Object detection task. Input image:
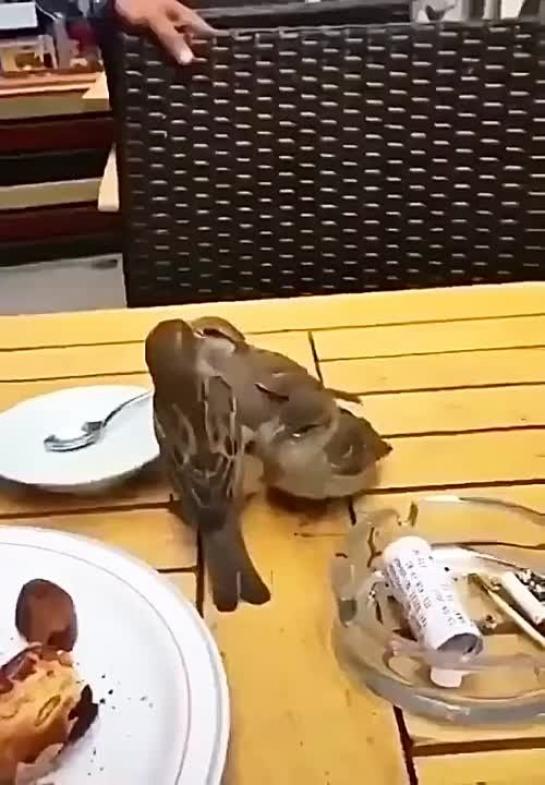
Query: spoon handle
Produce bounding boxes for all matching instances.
[102,390,152,427]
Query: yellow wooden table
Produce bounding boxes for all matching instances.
[1,281,544,785]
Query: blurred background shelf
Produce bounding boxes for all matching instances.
[0,65,123,312]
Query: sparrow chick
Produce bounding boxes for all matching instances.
[191,316,348,429]
[255,388,392,499]
[191,317,392,499]
[145,319,270,612]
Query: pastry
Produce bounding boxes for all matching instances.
[0,645,97,784]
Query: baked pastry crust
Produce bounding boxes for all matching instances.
[0,645,96,784]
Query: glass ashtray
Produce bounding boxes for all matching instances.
[331,495,545,724]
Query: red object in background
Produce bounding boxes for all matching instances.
[0,117,114,154]
[0,205,119,244]
[67,18,97,53]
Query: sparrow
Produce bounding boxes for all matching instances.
[145,319,270,612]
[191,317,392,499]
[191,316,357,431]
[254,387,392,498]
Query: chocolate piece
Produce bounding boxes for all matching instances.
[68,685,99,744]
[15,580,78,651]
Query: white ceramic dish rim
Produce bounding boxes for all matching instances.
[0,385,159,489]
[0,525,230,785]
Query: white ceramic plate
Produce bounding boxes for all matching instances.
[0,526,229,785]
[0,385,159,493]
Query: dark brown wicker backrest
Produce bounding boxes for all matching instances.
[110,8,545,305]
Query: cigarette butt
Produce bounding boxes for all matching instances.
[500,572,545,628]
[469,574,545,649]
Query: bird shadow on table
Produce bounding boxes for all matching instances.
[261,461,381,532]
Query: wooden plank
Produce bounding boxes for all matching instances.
[0,333,315,517]
[82,72,110,111]
[206,494,408,785]
[416,749,545,785]
[354,484,545,519]
[0,507,196,569]
[0,90,99,121]
[0,283,544,350]
[167,572,197,605]
[371,431,545,491]
[0,332,315,382]
[0,469,165,517]
[314,314,545,361]
[1,426,542,519]
[0,73,97,97]
[354,385,545,436]
[320,348,545,394]
[0,178,100,211]
[408,709,545,751]
[0,342,144,382]
[0,373,149,412]
[98,145,118,213]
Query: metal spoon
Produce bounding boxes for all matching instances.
[43,390,152,453]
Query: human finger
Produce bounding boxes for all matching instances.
[150,17,194,64]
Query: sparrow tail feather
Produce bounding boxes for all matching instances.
[203,526,271,612]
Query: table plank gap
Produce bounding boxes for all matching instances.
[320,342,545,363]
[205,494,408,785]
[314,315,545,362]
[2,430,545,517]
[355,385,545,436]
[0,507,196,570]
[307,330,323,381]
[165,571,198,606]
[0,283,543,349]
[2,314,545,356]
[416,748,545,785]
[372,431,545,491]
[0,373,150,412]
[414,736,545,757]
[320,348,545,394]
[0,332,315,383]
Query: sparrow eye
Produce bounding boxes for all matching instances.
[294,423,317,437]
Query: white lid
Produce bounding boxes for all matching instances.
[430,668,464,688]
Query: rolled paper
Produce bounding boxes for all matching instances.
[383,536,482,688]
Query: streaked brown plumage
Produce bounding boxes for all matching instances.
[191,316,392,499]
[256,397,392,498]
[145,319,270,612]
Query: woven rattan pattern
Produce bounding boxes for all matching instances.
[119,21,545,305]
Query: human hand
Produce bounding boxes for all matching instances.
[115,0,215,64]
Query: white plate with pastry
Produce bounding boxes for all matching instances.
[0,526,229,785]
